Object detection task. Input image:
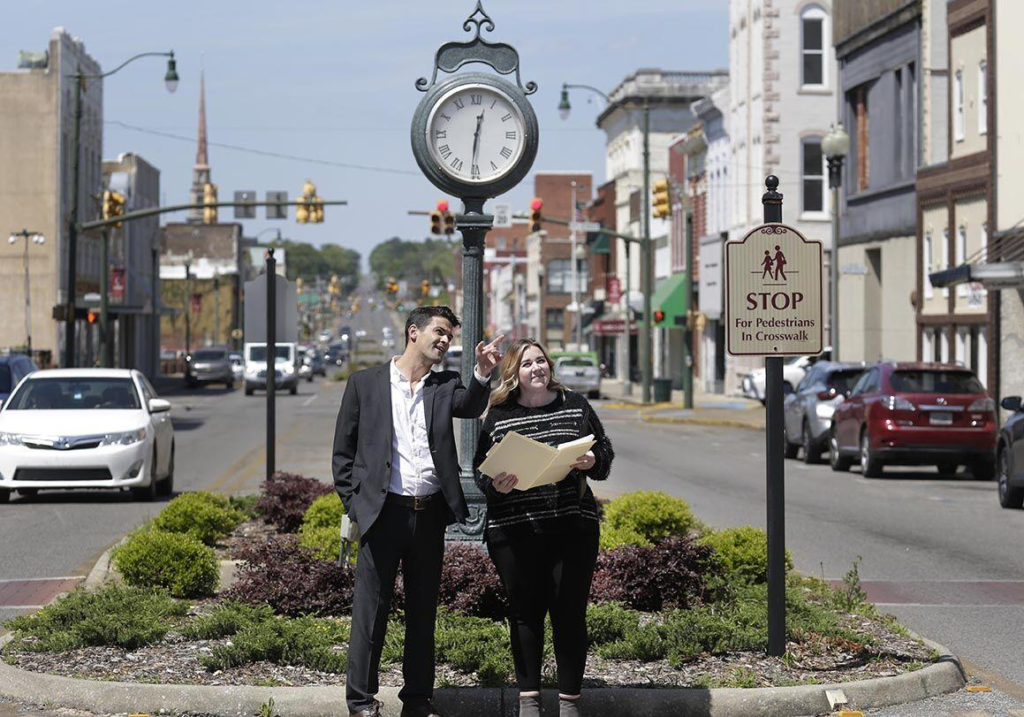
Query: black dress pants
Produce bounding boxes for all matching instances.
[346,499,447,714]
[487,529,600,694]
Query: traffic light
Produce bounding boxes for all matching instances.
[102,190,126,229]
[443,212,456,235]
[203,183,219,224]
[310,195,324,223]
[296,277,304,294]
[297,180,321,224]
[654,309,666,325]
[430,211,443,235]
[529,198,543,233]
[652,179,670,219]
[421,279,431,297]
[87,309,98,325]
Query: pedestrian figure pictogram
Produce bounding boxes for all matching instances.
[773,245,788,281]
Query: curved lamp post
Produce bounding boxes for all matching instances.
[9,230,46,358]
[559,82,653,403]
[64,51,178,368]
[822,123,850,361]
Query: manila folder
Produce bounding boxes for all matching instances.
[478,431,596,491]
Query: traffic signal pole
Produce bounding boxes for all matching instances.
[762,176,786,657]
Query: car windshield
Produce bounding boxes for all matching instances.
[247,346,291,362]
[891,370,984,394]
[828,369,864,394]
[0,364,11,394]
[6,377,140,410]
[193,350,225,361]
[558,358,595,367]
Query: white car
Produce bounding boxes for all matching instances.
[741,349,832,403]
[0,369,175,503]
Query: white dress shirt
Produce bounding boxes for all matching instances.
[388,357,489,497]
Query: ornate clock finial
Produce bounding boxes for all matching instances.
[462,1,495,40]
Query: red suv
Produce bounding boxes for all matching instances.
[829,362,997,479]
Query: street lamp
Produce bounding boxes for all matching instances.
[822,123,850,362]
[560,82,653,402]
[64,51,178,369]
[8,230,45,358]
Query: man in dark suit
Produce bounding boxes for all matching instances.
[333,306,503,717]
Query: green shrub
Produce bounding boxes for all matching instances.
[2,584,187,652]
[229,494,261,520]
[586,602,641,646]
[152,492,243,546]
[299,525,342,562]
[435,610,514,687]
[302,493,345,532]
[602,491,696,544]
[202,615,350,674]
[113,529,219,598]
[698,526,794,585]
[598,522,651,551]
[596,622,668,662]
[182,601,276,640]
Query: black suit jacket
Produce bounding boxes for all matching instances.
[332,362,490,536]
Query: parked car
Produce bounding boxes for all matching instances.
[442,345,463,373]
[828,362,997,479]
[783,362,865,463]
[0,355,39,408]
[0,369,175,502]
[229,352,245,383]
[742,349,831,403]
[318,329,333,344]
[996,395,1024,509]
[325,342,348,367]
[553,353,602,399]
[185,348,235,389]
[299,346,325,381]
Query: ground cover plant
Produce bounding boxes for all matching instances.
[1,478,936,690]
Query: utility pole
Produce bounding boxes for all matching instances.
[184,255,192,357]
[214,271,221,345]
[570,181,582,349]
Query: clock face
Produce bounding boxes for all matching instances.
[426,83,527,184]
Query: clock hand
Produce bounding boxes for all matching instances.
[472,112,484,168]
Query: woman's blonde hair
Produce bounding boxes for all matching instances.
[489,338,565,408]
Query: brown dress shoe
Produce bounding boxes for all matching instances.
[350,699,383,717]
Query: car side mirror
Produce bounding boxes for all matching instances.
[149,398,172,413]
[1001,396,1023,413]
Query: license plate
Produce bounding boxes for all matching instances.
[929,412,953,426]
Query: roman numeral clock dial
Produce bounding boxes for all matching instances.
[425,83,527,184]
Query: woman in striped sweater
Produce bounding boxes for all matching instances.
[474,339,614,717]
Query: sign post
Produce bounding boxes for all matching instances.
[726,176,823,657]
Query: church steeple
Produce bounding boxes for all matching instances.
[187,71,212,223]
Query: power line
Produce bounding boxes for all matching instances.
[105,120,422,176]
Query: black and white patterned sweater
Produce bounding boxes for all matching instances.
[473,390,614,543]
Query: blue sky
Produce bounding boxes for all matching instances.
[3,1,727,269]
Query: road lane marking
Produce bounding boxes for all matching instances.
[302,394,318,407]
[222,421,303,496]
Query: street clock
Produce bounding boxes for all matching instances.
[411,4,538,199]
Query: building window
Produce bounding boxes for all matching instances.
[545,308,564,330]
[546,258,589,294]
[954,70,965,142]
[802,138,825,213]
[801,6,827,87]
[978,61,988,136]
[923,232,933,299]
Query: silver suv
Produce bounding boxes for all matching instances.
[783,361,865,463]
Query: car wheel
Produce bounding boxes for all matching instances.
[225,380,234,389]
[802,419,821,464]
[970,457,995,481]
[131,449,159,501]
[157,443,175,497]
[935,461,958,476]
[185,378,197,389]
[829,425,853,472]
[0,489,8,504]
[783,424,799,459]
[860,429,883,478]
[997,447,1024,509]
[290,384,298,395]
[17,488,38,498]
[245,387,254,396]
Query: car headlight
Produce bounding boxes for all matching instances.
[245,365,257,375]
[283,364,295,375]
[0,432,24,446]
[100,428,147,446]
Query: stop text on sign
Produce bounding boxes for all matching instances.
[726,223,823,357]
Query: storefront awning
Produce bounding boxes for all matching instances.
[929,228,1024,289]
[651,273,689,329]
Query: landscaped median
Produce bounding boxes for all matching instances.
[0,477,965,716]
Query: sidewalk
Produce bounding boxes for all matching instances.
[600,378,766,431]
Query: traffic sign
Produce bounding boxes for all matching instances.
[607,276,621,304]
[569,221,601,233]
[492,202,512,228]
[726,223,822,356]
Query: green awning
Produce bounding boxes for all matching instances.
[651,273,689,329]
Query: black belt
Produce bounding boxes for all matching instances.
[385,491,440,511]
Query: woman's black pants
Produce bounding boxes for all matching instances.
[487,529,600,694]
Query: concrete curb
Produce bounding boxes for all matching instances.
[640,413,765,431]
[0,546,966,716]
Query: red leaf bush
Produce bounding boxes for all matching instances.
[590,535,722,612]
[255,472,334,534]
[438,542,508,620]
